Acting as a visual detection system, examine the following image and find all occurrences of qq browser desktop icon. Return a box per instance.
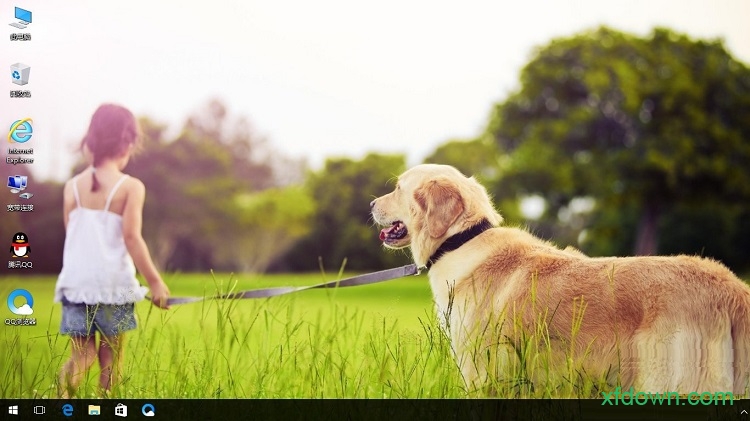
[142,403,155,417]
[6,289,36,326]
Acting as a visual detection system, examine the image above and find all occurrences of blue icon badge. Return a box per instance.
[62,403,74,417]
[142,403,155,417]
[7,289,33,315]
[8,118,33,143]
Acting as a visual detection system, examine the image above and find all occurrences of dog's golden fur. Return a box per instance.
[371,164,750,395]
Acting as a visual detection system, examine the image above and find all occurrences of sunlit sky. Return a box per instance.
[4,0,749,182]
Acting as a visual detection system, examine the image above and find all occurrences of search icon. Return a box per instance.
[142,403,155,417]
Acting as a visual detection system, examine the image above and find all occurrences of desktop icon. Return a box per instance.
[8,118,33,143]
[88,405,100,415]
[10,63,30,86]
[7,175,27,193]
[10,232,30,258]
[62,404,74,417]
[141,404,155,417]
[33,406,45,415]
[8,405,18,415]
[7,289,33,315]
[114,403,127,417]
[9,7,31,29]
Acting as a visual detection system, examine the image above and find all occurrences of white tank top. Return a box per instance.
[54,174,148,305]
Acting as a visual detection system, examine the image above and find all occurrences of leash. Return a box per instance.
[157,264,421,305]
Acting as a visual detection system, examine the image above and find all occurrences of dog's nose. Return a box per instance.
[370,199,376,209]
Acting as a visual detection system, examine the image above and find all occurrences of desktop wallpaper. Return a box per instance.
[2,0,749,418]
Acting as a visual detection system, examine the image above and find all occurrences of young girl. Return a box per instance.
[54,104,170,397]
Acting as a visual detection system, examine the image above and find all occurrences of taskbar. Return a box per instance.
[0,398,746,420]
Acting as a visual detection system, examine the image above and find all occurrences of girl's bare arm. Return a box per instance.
[121,179,170,309]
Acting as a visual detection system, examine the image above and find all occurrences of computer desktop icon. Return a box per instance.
[9,7,31,29]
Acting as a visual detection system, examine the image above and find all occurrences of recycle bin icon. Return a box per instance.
[11,63,31,86]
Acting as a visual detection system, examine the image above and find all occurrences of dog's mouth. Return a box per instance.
[379,220,408,245]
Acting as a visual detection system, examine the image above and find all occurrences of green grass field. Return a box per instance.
[2,272,470,399]
[6,272,748,400]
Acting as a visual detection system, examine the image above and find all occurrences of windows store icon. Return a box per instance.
[115,403,127,417]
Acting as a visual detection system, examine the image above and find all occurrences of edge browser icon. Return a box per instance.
[62,403,74,417]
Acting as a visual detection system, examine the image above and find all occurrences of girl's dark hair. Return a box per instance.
[80,104,141,191]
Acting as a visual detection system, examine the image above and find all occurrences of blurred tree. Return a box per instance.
[272,153,412,272]
[65,100,307,273]
[125,100,308,272]
[423,138,502,184]
[225,186,315,272]
[126,126,241,270]
[184,99,276,191]
[487,27,750,259]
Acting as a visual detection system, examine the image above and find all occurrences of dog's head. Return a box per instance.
[371,164,502,267]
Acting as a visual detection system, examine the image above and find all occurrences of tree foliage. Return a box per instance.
[423,138,502,184]
[226,186,315,272]
[273,153,412,272]
[487,27,750,261]
[126,101,309,271]
[50,99,308,273]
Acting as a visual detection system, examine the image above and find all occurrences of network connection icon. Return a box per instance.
[7,175,28,193]
[10,63,30,86]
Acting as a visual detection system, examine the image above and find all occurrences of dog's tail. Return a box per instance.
[732,288,750,396]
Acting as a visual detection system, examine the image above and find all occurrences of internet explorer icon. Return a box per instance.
[8,118,33,143]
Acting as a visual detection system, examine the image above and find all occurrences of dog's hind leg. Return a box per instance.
[632,317,734,394]
[732,297,750,396]
[630,322,681,393]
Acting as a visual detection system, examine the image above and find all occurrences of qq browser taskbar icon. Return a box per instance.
[6,289,36,326]
[142,403,155,417]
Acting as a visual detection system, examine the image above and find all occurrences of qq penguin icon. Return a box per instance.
[10,232,30,258]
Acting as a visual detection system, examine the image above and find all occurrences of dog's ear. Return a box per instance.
[414,178,464,238]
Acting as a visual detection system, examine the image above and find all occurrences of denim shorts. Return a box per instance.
[60,297,137,337]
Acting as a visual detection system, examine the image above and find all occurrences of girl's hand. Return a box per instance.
[150,281,171,309]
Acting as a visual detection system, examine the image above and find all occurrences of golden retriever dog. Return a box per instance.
[370,163,750,396]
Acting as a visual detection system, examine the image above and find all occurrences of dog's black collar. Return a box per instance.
[423,218,493,271]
